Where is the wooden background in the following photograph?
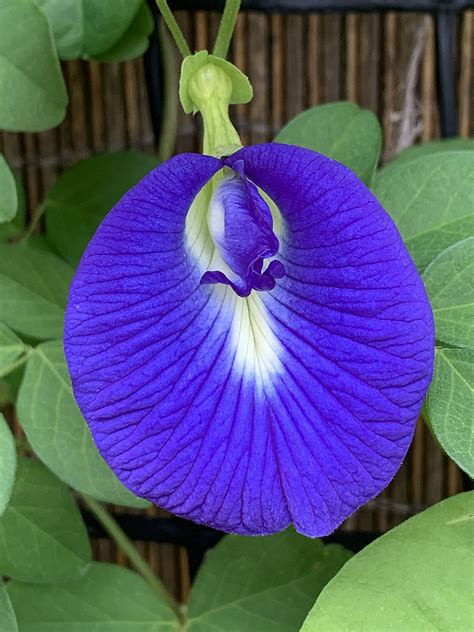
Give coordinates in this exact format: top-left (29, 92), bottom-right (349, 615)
top-left (1, 9), bottom-right (473, 601)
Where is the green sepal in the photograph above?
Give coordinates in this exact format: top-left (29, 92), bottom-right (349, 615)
top-left (179, 50), bottom-right (252, 115)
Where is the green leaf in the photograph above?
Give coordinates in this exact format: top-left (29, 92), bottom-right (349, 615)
top-left (0, 244), bottom-right (73, 340)
top-left (0, 457), bottom-right (91, 583)
top-left (0, 362), bottom-right (26, 407)
top-left (92, 3), bottom-right (153, 63)
top-left (0, 414), bottom-right (16, 517)
top-left (0, 176), bottom-right (26, 243)
top-left (17, 341), bottom-right (148, 508)
top-left (44, 152), bottom-right (159, 266)
top-left (0, 0), bottom-right (68, 132)
top-left (373, 151), bottom-right (474, 271)
top-left (8, 562), bottom-right (178, 630)
top-left (0, 324), bottom-right (28, 379)
top-left (427, 348), bottom-right (474, 477)
top-left (385, 137), bottom-right (474, 170)
top-left (302, 492), bottom-right (474, 632)
top-left (275, 102), bottom-right (382, 185)
top-left (187, 529), bottom-right (351, 631)
top-left (0, 156), bottom-right (17, 224)
top-left (422, 238), bottom-right (474, 349)
top-left (35, 0), bottom-right (142, 59)
top-left (0, 578), bottom-right (18, 632)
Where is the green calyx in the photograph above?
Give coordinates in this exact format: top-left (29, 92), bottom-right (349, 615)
top-left (180, 51), bottom-right (252, 157)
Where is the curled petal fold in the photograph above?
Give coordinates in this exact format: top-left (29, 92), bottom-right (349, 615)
top-left (201, 160), bottom-right (283, 296)
top-left (65, 144), bottom-right (434, 537)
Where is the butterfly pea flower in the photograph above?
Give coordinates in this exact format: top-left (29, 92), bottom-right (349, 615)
top-left (64, 63), bottom-right (434, 537)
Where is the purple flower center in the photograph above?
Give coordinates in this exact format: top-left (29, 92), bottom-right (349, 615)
top-left (200, 160), bottom-right (285, 297)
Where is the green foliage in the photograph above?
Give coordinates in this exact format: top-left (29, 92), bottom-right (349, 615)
top-left (92, 3), bottom-right (154, 63)
top-left (0, 244), bottom-right (73, 340)
top-left (0, 156), bottom-right (17, 224)
top-left (17, 341), bottom-right (149, 508)
top-left (0, 324), bottom-right (28, 379)
top-left (427, 349), bottom-right (474, 477)
top-left (0, 0), bottom-right (68, 132)
top-left (8, 562), bottom-right (178, 631)
top-left (0, 177), bottom-right (26, 243)
top-left (275, 102), bottom-right (381, 185)
top-left (0, 457), bottom-right (91, 583)
top-left (180, 51), bottom-right (253, 114)
top-left (373, 151), bottom-right (474, 271)
top-left (0, 365), bottom-right (26, 408)
top-left (187, 529), bottom-right (351, 631)
top-left (0, 414), bottom-right (16, 517)
top-left (383, 137), bottom-right (474, 170)
top-left (0, 579), bottom-right (18, 632)
top-left (35, 0), bottom-right (142, 60)
top-left (302, 492), bottom-right (474, 631)
top-left (423, 237), bottom-right (474, 349)
top-left (44, 152), bottom-right (160, 266)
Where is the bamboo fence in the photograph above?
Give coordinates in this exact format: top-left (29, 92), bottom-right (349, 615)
top-left (1, 9), bottom-right (473, 600)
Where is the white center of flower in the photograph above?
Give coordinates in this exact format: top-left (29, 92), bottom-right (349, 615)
top-left (185, 178), bottom-right (283, 386)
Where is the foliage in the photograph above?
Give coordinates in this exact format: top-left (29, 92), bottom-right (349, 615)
top-left (186, 530), bottom-right (351, 631)
top-left (8, 563), bottom-right (177, 631)
top-left (0, 457), bottom-right (91, 583)
top-left (427, 349), bottom-right (473, 477)
top-left (17, 341), bottom-right (149, 507)
top-left (0, 414), bottom-right (16, 516)
top-left (44, 152), bottom-right (160, 266)
top-left (372, 151), bottom-right (473, 272)
top-left (301, 492), bottom-right (474, 631)
top-left (0, 156), bottom-right (17, 223)
top-left (275, 101), bottom-right (381, 185)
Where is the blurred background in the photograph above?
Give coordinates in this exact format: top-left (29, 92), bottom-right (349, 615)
top-left (1, 2), bottom-right (472, 601)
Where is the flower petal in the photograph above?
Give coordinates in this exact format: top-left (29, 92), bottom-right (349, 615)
top-left (65, 145), bottom-right (434, 537)
top-left (202, 162), bottom-right (282, 296)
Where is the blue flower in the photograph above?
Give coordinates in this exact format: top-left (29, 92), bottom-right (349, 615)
top-left (64, 143), bottom-right (434, 536)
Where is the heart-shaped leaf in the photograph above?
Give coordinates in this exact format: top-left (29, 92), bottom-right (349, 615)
top-left (35, 0), bottom-right (142, 59)
top-left (0, 414), bottom-right (16, 517)
top-left (8, 562), bottom-right (178, 631)
top-left (373, 151), bottom-right (474, 271)
top-left (0, 0), bottom-right (67, 131)
top-left (17, 341), bottom-right (149, 508)
top-left (0, 156), bottom-right (17, 224)
top-left (302, 492), bottom-right (474, 631)
top-left (44, 152), bottom-right (160, 266)
top-left (0, 457), bottom-right (91, 583)
top-left (422, 237), bottom-right (474, 349)
top-left (0, 245), bottom-right (73, 340)
top-left (188, 529), bottom-right (351, 631)
top-left (275, 102), bottom-right (381, 185)
top-left (427, 348), bottom-right (474, 477)
top-left (91, 3), bottom-right (153, 62)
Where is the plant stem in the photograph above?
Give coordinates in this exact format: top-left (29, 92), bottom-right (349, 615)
top-left (19, 203), bottom-right (46, 244)
top-left (81, 494), bottom-right (182, 622)
top-left (155, 0), bottom-right (191, 58)
top-left (213, 0), bottom-right (241, 59)
top-left (157, 22), bottom-right (179, 162)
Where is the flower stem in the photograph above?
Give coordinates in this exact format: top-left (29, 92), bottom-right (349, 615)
top-left (81, 494), bottom-right (182, 622)
top-left (19, 203), bottom-right (46, 244)
top-left (213, 0), bottom-right (241, 59)
top-left (155, 0), bottom-right (191, 58)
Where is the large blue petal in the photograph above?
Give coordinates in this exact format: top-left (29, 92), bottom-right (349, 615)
top-left (64, 145), bottom-right (434, 536)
